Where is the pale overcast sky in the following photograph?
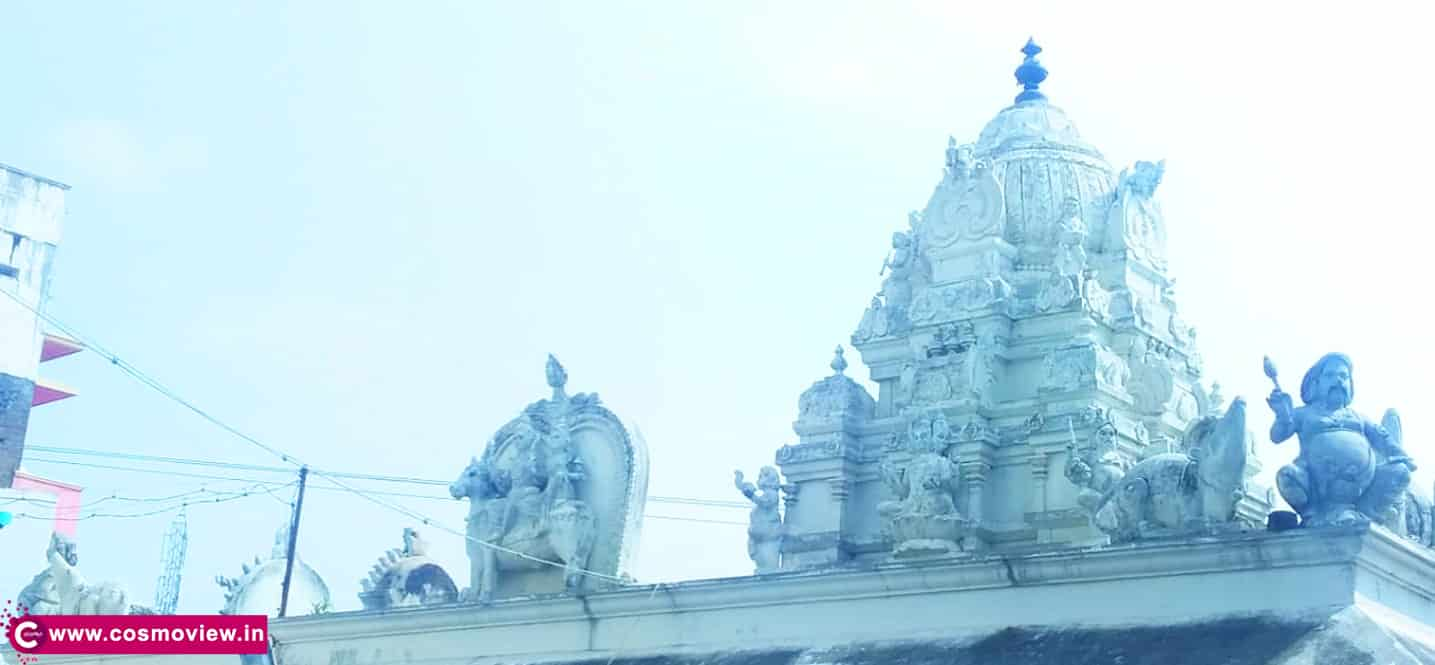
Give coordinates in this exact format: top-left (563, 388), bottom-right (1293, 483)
top-left (2, 1), bottom-right (1432, 613)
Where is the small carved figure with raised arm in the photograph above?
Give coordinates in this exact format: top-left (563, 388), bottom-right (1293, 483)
top-left (1264, 354), bottom-right (1415, 527)
top-left (734, 467), bottom-right (795, 574)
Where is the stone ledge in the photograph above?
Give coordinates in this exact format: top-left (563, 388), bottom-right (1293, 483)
top-left (28, 526), bottom-right (1435, 665)
top-left (261, 526), bottom-right (1429, 653)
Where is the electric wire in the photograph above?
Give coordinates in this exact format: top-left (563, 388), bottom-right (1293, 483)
top-left (5, 293), bottom-right (741, 586)
top-left (0, 288), bottom-right (301, 466)
top-left (27, 444), bottom-right (749, 509)
top-left (7, 484), bottom-right (287, 521)
top-left (1, 483), bottom-right (267, 508)
top-left (17, 457), bottom-right (745, 526)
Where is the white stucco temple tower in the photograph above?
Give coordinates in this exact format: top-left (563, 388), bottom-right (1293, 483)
top-left (21, 40), bottom-right (1435, 665)
top-left (777, 38), bottom-right (1268, 566)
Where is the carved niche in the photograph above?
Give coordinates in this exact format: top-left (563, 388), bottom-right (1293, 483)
top-left (921, 140), bottom-right (1006, 250)
top-left (1124, 336), bottom-right (1177, 414)
top-left (879, 411), bottom-right (971, 558)
top-left (894, 324), bottom-right (1000, 411)
top-left (1103, 160), bottom-right (1168, 269)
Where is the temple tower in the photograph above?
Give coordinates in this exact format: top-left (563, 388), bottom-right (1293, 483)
top-left (775, 40), bottom-right (1267, 566)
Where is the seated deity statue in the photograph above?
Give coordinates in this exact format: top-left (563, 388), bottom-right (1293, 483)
top-left (1267, 353), bottom-right (1415, 527)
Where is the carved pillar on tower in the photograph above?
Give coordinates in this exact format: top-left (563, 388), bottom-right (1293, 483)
top-left (959, 459), bottom-right (992, 550)
top-left (1027, 452), bottom-right (1052, 517)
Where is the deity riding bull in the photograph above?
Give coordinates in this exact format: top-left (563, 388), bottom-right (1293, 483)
top-left (1265, 353), bottom-right (1415, 528)
top-left (451, 355), bottom-right (646, 604)
top-left (450, 442), bottom-right (597, 604)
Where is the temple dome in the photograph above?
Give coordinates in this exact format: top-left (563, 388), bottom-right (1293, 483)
top-left (217, 523), bottom-right (332, 617)
top-left (940, 39), bottom-right (1116, 248)
top-left (975, 99), bottom-right (1100, 159)
top-left (972, 38), bottom-right (1103, 161)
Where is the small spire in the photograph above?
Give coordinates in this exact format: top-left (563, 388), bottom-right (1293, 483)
top-left (545, 354), bottom-right (568, 389)
top-left (545, 354), bottom-right (569, 401)
top-left (830, 345), bottom-right (848, 375)
top-left (1014, 37), bottom-right (1048, 104)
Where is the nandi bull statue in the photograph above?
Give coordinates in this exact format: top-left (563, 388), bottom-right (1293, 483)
top-left (1066, 397), bottom-right (1251, 542)
top-left (1264, 353), bottom-right (1415, 528)
top-left (450, 355), bottom-right (647, 604)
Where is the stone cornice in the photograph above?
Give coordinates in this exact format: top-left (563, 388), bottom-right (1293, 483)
top-left (27, 527), bottom-right (1435, 665)
top-left (269, 526), bottom-right (1421, 648)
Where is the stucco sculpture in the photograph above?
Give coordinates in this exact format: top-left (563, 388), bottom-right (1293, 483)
top-left (15, 532), bottom-right (77, 615)
top-left (1066, 399), bottom-right (1250, 542)
top-left (879, 411), bottom-right (970, 557)
top-left (215, 522), bottom-right (331, 616)
top-left (1064, 417), bottom-right (1129, 529)
top-left (1104, 159), bottom-right (1168, 267)
top-left (451, 355), bottom-right (647, 603)
top-left (16, 532), bottom-right (155, 615)
top-left (1264, 354), bottom-right (1415, 528)
top-left (1373, 411), bottom-right (1434, 544)
top-left (357, 528), bottom-right (459, 610)
top-left (877, 221), bottom-right (931, 332)
top-left (734, 467), bottom-right (796, 574)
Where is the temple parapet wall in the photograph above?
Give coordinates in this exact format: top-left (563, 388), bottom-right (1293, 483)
top-left (27, 526), bottom-right (1433, 665)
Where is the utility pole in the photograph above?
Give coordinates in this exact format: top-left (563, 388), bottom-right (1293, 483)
top-left (277, 465), bottom-right (309, 618)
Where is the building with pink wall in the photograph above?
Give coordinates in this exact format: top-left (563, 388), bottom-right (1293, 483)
top-left (7, 332), bottom-right (85, 536)
top-left (0, 163), bottom-right (67, 488)
top-left (10, 469), bottom-right (81, 537)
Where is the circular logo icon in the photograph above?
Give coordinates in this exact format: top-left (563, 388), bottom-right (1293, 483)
top-left (8, 615), bottom-right (47, 652)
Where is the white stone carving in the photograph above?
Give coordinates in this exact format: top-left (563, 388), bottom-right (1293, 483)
top-left (1095, 345), bottom-right (1130, 392)
top-left (734, 467), bottom-right (797, 574)
top-left (853, 296), bottom-right (889, 342)
top-left (1035, 274), bottom-right (1078, 312)
top-left (216, 522), bottom-right (331, 617)
top-left (1125, 337), bottom-right (1176, 414)
top-left (1068, 399), bottom-right (1253, 542)
top-left (923, 141), bottom-right (1005, 249)
top-left (15, 533), bottom-right (156, 615)
top-left (1063, 417), bottom-right (1129, 528)
top-left (1041, 344), bottom-right (1104, 393)
top-left (1079, 270), bottom-right (1113, 321)
top-left (358, 528), bottom-right (459, 610)
top-left (1104, 160), bottom-right (1168, 268)
top-left (450, 355), bottom-right (647, 604)
top-left (15, 533), bottom-right (76, 615)
top-left (797, 347), bottom-right (876, 422)
top-left (879, 411), bottom-right (970, 557)
top-left (833, 43), bottom-right (1272, 558)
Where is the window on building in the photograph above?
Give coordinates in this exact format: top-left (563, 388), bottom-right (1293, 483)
top-left (0, 230), bottom-right (22, 278)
